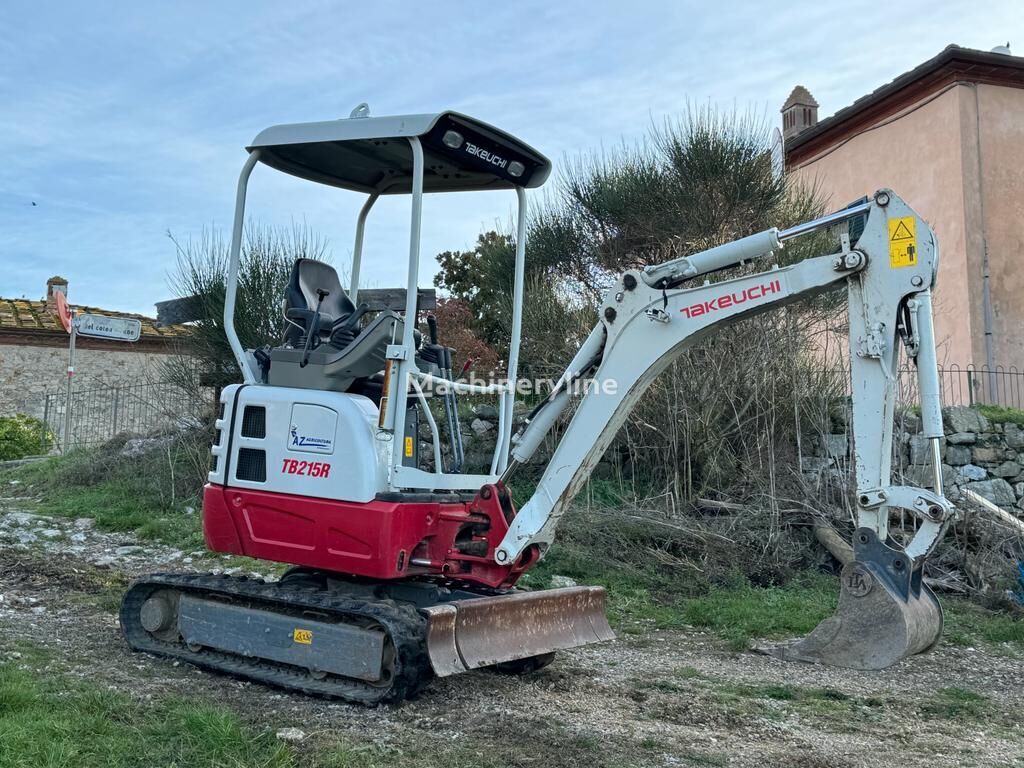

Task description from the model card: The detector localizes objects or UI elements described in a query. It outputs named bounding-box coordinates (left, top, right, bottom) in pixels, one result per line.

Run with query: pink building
left=784, top=45, right=1024, bottom=402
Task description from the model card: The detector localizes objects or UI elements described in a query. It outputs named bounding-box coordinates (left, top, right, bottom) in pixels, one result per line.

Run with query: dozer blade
left=422, top=586, right=614, bottom=676
left=761, top=528, right=943, bottom=670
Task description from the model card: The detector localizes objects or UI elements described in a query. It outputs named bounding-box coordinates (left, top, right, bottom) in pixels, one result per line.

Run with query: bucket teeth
left=422, top=586, right=614, bottom=677
left=760, top=528, right=943, bottom=670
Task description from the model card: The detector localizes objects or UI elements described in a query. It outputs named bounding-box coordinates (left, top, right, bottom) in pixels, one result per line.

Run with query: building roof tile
left=0, top=298, right=190, bottom=340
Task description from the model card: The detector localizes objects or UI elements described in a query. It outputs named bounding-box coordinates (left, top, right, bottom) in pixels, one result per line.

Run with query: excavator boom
left=499, top=189, right=954, bottom=669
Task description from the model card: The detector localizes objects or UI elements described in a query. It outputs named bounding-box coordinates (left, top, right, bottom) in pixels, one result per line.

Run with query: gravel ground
left=1, top=501, right=1023, bottom=768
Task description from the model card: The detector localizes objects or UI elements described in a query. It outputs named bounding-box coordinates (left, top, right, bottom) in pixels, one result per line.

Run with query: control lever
left=299, top=289, right=329, bottom=368
left=425, top=314, right=465, bottom=473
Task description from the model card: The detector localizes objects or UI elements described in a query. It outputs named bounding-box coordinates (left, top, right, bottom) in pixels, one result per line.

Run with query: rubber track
left=120, top=573, right=433, bottom=705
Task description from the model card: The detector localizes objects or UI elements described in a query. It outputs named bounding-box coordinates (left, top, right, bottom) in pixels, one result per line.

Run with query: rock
left=909, top=435, right=945, bottom=465
left=946, top=432, right=977, bottom=445
left=1014, top=482, right=1024, bottom=499
left=114, top=545, right=144, bottom=556
left=958, top=464, right=987, bottom=482
left=906, top=464, right=955, bottom=489
left=945, top=445, right=972, bottom=466
left=70, top=533, right=86, bottom=544
left=470, top=418, right=494, bottom=436
left=39, top=529, right=62, bottom=539
left=824, top=434, right=848, bottom=459
left=1004, top=423, right=1024, bottom=449
left=73, top=518, right=95, bottom=529
left=473, top=404, right=500, bottom=421
left=965, top=478, right=1016, bottom=507
left=992, top=461, right=1022, bottom=479
left=275, top=728, right=306, bottom=743
left=30, top=606, right=46, bottom=615
left=5, top=512, right=46, bottom=527
left=120, top=435, right=174, bottom=457
left=972, top=446, right=1003, bottom=464
left=549, top=575, right=578, bottom=589
left=899, top=411, right=922, bottom=434
left=800, top=456, right=831, bottom=474
left=943, top=406, right=990, bottom=435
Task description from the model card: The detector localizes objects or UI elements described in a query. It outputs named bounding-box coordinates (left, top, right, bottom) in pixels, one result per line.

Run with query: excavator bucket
left=422, top=586, right=614, bottom=676
left=761, top=528, right=943, bottom=670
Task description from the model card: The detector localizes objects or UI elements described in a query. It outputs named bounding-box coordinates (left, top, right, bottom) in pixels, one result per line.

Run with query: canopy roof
left=248, top=110, right=551, bottom=194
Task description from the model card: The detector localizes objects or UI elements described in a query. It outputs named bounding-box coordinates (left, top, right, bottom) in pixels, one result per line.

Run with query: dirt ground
left=1, top=501, right=1023, bottom=768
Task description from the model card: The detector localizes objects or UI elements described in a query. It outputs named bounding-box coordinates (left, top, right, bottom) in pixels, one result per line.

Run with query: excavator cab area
left=221, top=104, right=552, bottom=491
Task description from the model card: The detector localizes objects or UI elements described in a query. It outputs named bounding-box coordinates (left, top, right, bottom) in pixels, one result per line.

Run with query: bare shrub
left=163, top=223, right=330, bottom=396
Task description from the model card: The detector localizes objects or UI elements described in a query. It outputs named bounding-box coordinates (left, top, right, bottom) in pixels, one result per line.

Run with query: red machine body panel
left=203, top=482, right=537, bottom=588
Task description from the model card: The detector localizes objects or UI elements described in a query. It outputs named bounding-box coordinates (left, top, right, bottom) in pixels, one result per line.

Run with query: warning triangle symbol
left=891, top=221, right=914, bottom=241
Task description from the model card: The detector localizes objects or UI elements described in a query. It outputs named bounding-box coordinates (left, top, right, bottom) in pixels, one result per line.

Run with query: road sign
left=76, top=313, right=142, bottom=342
left=54, top=291, right=72, bottom=333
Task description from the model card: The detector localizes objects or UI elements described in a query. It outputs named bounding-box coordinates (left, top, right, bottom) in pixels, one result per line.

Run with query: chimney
left=46, top=276, right=68, bottom=312
left=781, top=86, right=819, bottom=141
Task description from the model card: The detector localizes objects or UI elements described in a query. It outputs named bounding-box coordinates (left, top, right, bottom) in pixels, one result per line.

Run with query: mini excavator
left=121, top=107, right=955, bottom=703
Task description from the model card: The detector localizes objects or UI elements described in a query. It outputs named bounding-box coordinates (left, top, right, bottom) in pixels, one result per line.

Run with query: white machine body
left=209, top=384, right=387, bottom=503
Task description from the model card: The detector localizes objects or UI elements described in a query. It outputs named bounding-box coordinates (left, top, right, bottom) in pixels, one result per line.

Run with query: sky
left=1, top=0, right=1019, bottom=316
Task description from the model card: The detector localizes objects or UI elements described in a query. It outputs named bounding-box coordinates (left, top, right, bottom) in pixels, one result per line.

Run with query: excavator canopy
left=248, top=110, right=552, bottom=194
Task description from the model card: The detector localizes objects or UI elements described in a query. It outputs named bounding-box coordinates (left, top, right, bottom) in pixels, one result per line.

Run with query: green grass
left=522, top=540, right=839, bottom=649
left=1, top=444, right=207, bottom=551
left=976, top=405, right=1024, bottom=427
left=943, top=599, right=1024, bottom=650
left=21, top=477, right=205, bottom=550
left=679, top=574, right=837, bottom=650
left=635, top=667, right=1002, bottom=731
left=920, top=687, right=991, bottom=719
left=0, top=660, right=296, bottom=768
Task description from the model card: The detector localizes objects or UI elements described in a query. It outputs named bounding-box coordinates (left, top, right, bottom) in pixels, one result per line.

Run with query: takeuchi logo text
left=290, top=426, right=332, bottom=448
left=679, top=279, right=782, bottom=319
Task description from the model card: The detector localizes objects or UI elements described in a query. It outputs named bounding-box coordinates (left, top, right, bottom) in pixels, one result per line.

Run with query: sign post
left=53, top=292, right=143, bottom=451
left=64, top=310, right=77, bottom=452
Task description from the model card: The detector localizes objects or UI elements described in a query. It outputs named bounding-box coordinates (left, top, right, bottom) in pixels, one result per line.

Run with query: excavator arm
left=497, top=189, right=956, bottom=669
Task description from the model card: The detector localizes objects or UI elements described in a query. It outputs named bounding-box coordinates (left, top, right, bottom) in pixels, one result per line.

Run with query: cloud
left=1, top=0, right=1018, bottom=315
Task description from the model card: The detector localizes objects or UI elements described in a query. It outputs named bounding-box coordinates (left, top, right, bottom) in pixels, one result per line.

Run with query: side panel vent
left=241, top=406, right=266, bottom=439
left=236, top=448, right=266, bottom=482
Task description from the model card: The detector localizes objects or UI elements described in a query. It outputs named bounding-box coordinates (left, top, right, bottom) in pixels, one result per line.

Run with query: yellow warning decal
left=888, top=216, right=917, bottom=268
left=293, top=628, right=313, bottom=645
left=404, top=436, right=414, bottom=457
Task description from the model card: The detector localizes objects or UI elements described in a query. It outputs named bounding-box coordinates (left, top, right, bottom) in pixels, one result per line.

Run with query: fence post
left=41, top=391, right=51, bottom=451
left=111, top=388, right=120, bottom=436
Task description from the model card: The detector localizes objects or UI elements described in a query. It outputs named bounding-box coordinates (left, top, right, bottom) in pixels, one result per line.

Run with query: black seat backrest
left=284, top=259, right=355, bottom=343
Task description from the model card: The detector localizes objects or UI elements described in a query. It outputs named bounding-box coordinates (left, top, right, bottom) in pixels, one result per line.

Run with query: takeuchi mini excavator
left=121, top=106, right=957, bottom=704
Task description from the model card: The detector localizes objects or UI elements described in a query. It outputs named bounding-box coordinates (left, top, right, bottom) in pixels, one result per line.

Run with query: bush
left=165, top=223, right=330, bottom=394
left=0, top=415, right=52, bottom=460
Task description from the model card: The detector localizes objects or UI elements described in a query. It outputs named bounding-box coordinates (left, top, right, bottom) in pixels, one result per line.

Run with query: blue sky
left=1, top=0, right=1018, bottom=315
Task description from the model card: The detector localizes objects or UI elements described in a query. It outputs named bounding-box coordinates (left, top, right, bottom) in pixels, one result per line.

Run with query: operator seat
left=268, top=258, right=428, bottom=396
left=283, top=258, right=358, bottom=348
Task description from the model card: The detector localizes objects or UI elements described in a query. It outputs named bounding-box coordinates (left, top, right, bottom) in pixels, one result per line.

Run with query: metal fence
left=893, top=364, right=1024, bottom=410
left=36, top=381, right=212, bottom=450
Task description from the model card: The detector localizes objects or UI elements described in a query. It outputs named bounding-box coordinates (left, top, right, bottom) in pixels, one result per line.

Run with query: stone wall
left=899, top=405, right=1024, bottom=512
left=452, top=401, right=1024, bottom=517
left=805, top=405, right=1024, bottom=513
left=0, top=342, right=176, bottom=420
